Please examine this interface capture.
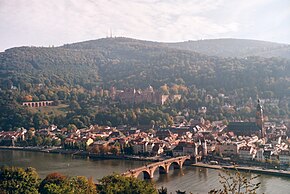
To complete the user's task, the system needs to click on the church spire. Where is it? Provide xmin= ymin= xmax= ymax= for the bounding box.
xmin=256 ymin=99 xmax=265 ymax=137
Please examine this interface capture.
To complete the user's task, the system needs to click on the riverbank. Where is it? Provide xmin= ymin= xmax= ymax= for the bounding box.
xmin=192 ymin=163 xmax=290 ymax=178
xmin=3 ymin=146 xmax=290 ymax=178
xmin=0 ymin=146 xmax=161 ymax=162
xmin=2 ymin=149 xmax=290 ymax=194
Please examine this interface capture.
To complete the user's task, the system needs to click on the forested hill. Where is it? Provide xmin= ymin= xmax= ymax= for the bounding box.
xmin=1 ymin=37 xmax=290 ymax=97
xmin=165 ymin=38 xmax=290 ymax=59
xmin=63 ymin=37 xmax=290 ymax=59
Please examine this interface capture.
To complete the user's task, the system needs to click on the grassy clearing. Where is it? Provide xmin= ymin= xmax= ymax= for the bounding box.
xmin=28 ymin=104 xmax=69 ymax=116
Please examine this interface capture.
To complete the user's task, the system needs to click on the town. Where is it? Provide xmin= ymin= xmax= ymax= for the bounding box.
xmin=1 ymin=91 xmax=290 ymax=171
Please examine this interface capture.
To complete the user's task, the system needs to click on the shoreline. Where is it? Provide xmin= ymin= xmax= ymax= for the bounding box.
xmin=192 ymin=163 xmax=290 ymax=178
xmin=2 ymin=146 xmax=290 ymax=179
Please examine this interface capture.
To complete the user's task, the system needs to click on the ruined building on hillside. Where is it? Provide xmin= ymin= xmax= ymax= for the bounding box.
xmin=110 ymin=86 xmax=181 ymax=105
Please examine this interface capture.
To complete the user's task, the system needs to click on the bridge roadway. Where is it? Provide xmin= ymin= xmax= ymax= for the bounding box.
xmin=122 ymin=155 xmax=191 ymax=179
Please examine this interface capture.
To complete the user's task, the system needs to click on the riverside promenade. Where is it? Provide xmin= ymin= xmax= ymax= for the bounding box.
xmin=0 ymin=146 xmax=162 ymax=162
xmin=193 ymin=163 xmax=290 ymax=178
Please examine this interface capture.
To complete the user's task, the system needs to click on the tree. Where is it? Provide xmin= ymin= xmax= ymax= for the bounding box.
xmin=110 ymin=146 xmax=120 ymax=155
xmin=32 ymin=135 xmax=43 ymax=146
xmin=0 ymin=166 xmax=39 ymax=194
xmin=69 ymin=176 xmax=97 ymax=194
xmin=51 ymin=138 xmax=61 ymax=146
xmin=43 ymin=137 xmax=52 ymax=146
xmin=39 ymin=172 xmax=70 ymax=194
xmin=67 ymin=124 xmax=77 ymax=132
xmin=26 ymin=128 xmax=34 ymax=141
xmin=209 ymin=169 xmax=261 ymax=194
xmin=160 ymin=84 xmax=169 ymax=95
xmin=24 ymin=95 xmax=33 ymax=102
xmin=99 ymin=146 xmax=109 ymax=155
xmin=69 ymin=100 xmax=81 ymax=111
xmin=39 ymin=94 xmax=47 ymax=101
xmin=97 ymin=174 xmax=157 ymax=194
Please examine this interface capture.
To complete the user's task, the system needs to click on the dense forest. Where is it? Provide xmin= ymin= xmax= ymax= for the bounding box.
xmin=1 ymin=37 xmax=290 ymax=93
xmin=165 ymin=38 xmax=290 ymax=59
xmin=0 ymin=37 xmax=289 ymax=130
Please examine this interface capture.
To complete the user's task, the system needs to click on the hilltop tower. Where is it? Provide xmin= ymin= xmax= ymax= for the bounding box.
xmin=256 ymin=99 xmax=265 ymax=137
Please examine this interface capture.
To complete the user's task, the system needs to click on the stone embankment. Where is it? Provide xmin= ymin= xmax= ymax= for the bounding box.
xmin=193 ymin=163 xmax=290 ymax=178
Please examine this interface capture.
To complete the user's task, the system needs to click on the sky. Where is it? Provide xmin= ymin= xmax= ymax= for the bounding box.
xmin=0 ymin=0 xmax=290 ymax=51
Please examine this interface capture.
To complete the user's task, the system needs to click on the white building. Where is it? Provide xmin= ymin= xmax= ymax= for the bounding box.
xmin=255 ymin=148 xmax=265 ymax=162
xmin=279 ymin=150 xmax=290 ymax=164
xmin=239 ymin=146 xmax=255 ymax=160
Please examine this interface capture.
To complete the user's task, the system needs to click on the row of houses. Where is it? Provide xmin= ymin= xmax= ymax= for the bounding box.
xmin=0 ymin=129 xmax=26 ymax=146
xmin=1 ymin=113 xmax=289 ymax=166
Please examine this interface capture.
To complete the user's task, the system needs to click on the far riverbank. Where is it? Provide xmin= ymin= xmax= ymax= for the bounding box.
xmin=2 ymin=149 xmax=290 ymax=193
xmin=193 ymin=163 xmax=290 ymax=178
xmin=3 ymin=146 xmax=290 ymax=179
xmin=0 ymin=146 xmax=161 ymax=162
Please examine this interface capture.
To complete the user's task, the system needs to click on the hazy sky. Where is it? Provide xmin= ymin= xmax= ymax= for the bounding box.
xmin=0 ymin=0 xmax=289 ymax=51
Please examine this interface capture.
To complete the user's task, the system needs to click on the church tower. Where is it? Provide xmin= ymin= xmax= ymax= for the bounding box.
xmin=256 ymin=99 xmax=265 ymax=137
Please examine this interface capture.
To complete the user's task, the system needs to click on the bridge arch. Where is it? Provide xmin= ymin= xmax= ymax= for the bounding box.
xmin=158 ymin=165 xmax=167 ymax=174
xmin=183 ymin=158 xmax=192 ymax=165
xmin=149 ymin=164 xmax=168 ymax=176
xmin=169 ymin=161 xmax=181 ymax=169
xmin=137 ymin=170 xmax=151 ymax=179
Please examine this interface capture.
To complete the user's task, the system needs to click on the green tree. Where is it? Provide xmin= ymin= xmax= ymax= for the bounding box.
xmin=43 ymin=137 xmax=52 ymax=146
xmin=32 ymin=135 xmax=43 ymax=146
xmin=0 ymin=166 xmax=39 ymax=194
xmin=51 ymin=138 xmax=61 ymax=146
xmin=98 ymin=174 xmax=157 ymax=194
xmin=69 ymin=100 xmax=81 ymax=111
xmin=39 ymin=94 xmax=47 ymax=101
xmin=67 ymin=124 xmax=77 ymax=132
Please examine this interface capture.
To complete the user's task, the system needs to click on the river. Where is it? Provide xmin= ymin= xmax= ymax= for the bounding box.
xmin=1 ymin=150 xmax=290 ymax=193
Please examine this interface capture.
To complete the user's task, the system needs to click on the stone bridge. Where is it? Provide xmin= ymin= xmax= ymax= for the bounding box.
xmin=122 ymin=155 xmax=191 ymax=179
xmin=22 ymin=101 xmax=53 ymax=107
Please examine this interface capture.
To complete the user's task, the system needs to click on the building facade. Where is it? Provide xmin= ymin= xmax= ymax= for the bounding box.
xmin=111 ymin=86 xmax=181 ymax=105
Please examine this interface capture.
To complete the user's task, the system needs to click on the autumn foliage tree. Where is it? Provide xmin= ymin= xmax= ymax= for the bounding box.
xmin=38 ymin=172 xmax=69 ymax=194
xmin=97 ymin=174 xmax=157 ymax=194
xmin=38 ymin=172 xmax=96 ymax=194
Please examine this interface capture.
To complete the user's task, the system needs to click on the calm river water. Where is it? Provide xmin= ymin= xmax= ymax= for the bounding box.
xmin=0 ymin=150 xmax=290 ymax=194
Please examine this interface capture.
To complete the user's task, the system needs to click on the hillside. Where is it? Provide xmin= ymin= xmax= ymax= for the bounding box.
xmin=0 ymin=46 xmax=103 ymax=88
xmin=1 ymin=37 xmax=290 ymax=130
xmin=165 ymin=38 xmax=290 ymax=59
xmin=0 ymin=37 xmax=290 ymax=96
